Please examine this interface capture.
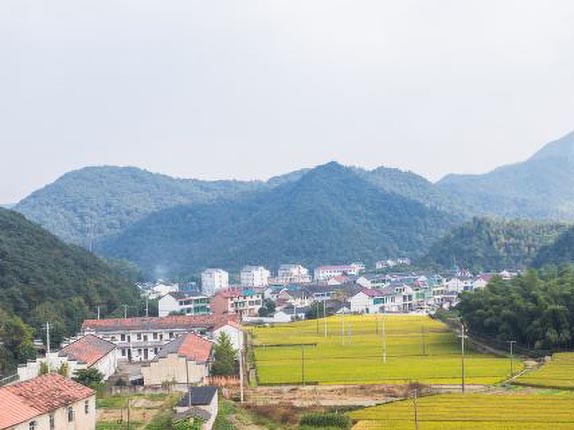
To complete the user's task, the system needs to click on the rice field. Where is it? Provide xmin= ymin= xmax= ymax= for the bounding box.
xmin=348 ymin=392 xmax=574 ymax=430
xmin=516 ymin=352 xmax=574 ymax=389
xmin=249 ymin=315 xmax=518 ymax=385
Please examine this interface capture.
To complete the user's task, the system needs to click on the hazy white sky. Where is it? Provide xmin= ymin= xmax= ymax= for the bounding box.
xmin=1 ymin=0 xmax=574 ymax=202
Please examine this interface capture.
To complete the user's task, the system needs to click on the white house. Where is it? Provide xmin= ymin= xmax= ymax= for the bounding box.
xmin=18 ymin=335 xmax=118 ymax=382
xmin=350 ymin=289 xmax=385 ymax=314
xmin=240 ymin=266 xmax=271 ymax=287
xmin=0 ymin=373 xmax=96 ymax=430
xmin=158 ymin=292 xmax=211 ymax=317
xmin=314 ymin=264 xmax=361 ymax=281
xmin=141 ymin=333 xmax=212 ymax=386
xmin=277 ymin=264 xmax=312 ymax=284
xmin=174 ymin=387 xmax=218 ymax=430
xmin=201 ymin=269 xmax=229 ymax=297
xmin=212 ymin=321 xmax=243 ymax=351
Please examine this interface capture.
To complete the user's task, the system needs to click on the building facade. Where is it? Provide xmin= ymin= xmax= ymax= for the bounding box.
xmin=277 ymin=264 xmax=311 ymax=284
xmin=201 ymin=269 xmax=229 ymax=297
xmin=210 ymin=289 xmax=263 ymax=317
xmin=240 ymin=266 xmax=271 ymax=287
xmin=0 ymin=373 xmax=96 ymax=430
xmin=313 ymin=265 xmax=361 ymax=281
xmin=158 ymin=292 xmax=211 ymax=317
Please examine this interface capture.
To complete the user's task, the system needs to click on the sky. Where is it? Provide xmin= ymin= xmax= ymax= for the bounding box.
xmin=1 ymin=1 xmax=574 ymax=203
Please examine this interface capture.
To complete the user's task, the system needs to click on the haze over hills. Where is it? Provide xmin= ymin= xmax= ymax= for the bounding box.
xmin=12 ymin=131 xmax=574 ymax=276
xmin=99 ymin=162 xmax=459 ymax=277
xmin=438 ymin=131 xmax=574 ymax=219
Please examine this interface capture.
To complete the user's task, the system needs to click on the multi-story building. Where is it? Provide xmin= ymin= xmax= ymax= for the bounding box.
xmin=201 ymin=269 xmax=229 ymax=296
xmin=158 ymin=292 xmax=211 ymax=317
xmin=81 ymin=314 xmax=237 ymax=362
xmin=240 ymin=266 xmax=271 ymax=287
xmin=277 ymin=264 xmax=311 ymax=284
xmin=313 ymin=264 xmax=361 ymax=281
xmin=210 ymin=288 xmax=263 ymax=317
xmin=0 ymin=373 xmax=96 ymax=430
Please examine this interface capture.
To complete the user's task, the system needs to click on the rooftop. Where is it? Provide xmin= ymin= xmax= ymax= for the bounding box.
xmin=0 ymin=374 xmax=94 ymax=429
xmin=177 ymin=386 xmax=218 ymax=408
xmin=59 ymin=334 xmax=116 ymax=366
xmin=154 ymin=333 xmax=213 ymax=363
xmin=81 ymin=314 xmax=236 ymax=333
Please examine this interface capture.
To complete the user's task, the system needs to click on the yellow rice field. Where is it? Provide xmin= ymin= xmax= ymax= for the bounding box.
xmin=249 ymin=315 xmax=518 ymax=385
xmin=516 ymin=352 xmax=574 ymax=389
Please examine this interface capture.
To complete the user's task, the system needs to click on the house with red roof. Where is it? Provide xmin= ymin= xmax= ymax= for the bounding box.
xmin=141 ymin=333 xmax=213 ymax=386
xmin=0 ymin=373 xmax=96 ymax=430
xmin=17 ymin=335 xmax=118 ymax=383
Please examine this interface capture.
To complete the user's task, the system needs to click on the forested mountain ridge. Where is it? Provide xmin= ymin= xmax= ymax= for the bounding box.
xmin=99 ymin=162 xmax=460 ymax=277
xmin=438 ymin=131 xmax=574 ymax=219
xmin=421 ymin=218 xmax=569 ymax=271
xmin=15 ymin=166 xmax=268 ymax=245
xmin=0 ymin=207 xmax=139 ymax=374
xmin=533 ymin=226 xmax=574 ymax=268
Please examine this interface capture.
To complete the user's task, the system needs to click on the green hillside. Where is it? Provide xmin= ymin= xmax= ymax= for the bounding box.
xmin=438 ymin=131 xmax=574 ymax=219
xmin=422 ymin=218 xmax=569 ymax=271
xmin=0 ymin=208 xmax=138 ymax=374
xmin=100 ymin=162 xmax=460 ymax=276
xmin=533 ymin=226 xmax=574 ymax=267
xmin=14 ymin=166 xmax=266 ymax=245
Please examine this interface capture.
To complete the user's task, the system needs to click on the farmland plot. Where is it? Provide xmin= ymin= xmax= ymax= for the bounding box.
xmin=250 ymin=315 xmax=516 ymax=385
xmin=516 ymin=352 xmax=574 ymax=389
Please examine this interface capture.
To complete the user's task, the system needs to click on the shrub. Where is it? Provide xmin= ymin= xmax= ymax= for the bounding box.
xmin=300 ymin=413 xmax=351 ymax=429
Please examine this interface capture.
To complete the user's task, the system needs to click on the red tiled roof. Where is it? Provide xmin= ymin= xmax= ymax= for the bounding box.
xmin=81 ymin=314 xmax=234 ymax=333
xmin=359 ymin=288 xmax=383 ymax=298
xmin=155 ymin=333 xmax=213 ymax=363
xmin=59 ymin=334 xmax=116 ymax=367
xmin=0 ymin=374 xmax=94 ymax=429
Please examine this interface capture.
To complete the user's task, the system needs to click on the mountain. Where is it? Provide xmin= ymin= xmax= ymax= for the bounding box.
xmin=15 ymin=166 xmax=268 ymax=245
xmin=421 ymin=217 xmax=569 ymax=271
xmin=532 ymin=225 xmax=574 ymax=267
xmin=438 ymin=132 xmax=574 ymax=219
xmin=99 ymin=162 xmax=460 ymax=277
xmin=0 ymin=207 xmax=138 ymax=373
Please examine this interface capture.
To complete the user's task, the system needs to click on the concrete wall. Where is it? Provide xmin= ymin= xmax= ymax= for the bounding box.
xmin=11 ymin=395 xmax=96 ymax=430
xmin=141 ymin=354 xmax=209 ymax=386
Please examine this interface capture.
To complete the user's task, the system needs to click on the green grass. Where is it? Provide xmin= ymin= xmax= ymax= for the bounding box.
xmin=348 ymin=392 xmax=574 ymax=429
xmin=97 ymin=423 xmax=142 ymax=430
xmin=250 ymin=315 xmax=518 ymax=385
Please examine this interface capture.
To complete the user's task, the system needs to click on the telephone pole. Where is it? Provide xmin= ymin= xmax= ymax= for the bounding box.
xmin=413 ymin=388 xmax=419 ymax=430
xmin=145 ymin=297 xmax=149 ymax=318
xmin=323 ymin=301 xmax=328 ymax=337
xmin=238 ymin=321 xmax=244 ymax=403
xmin=96 ymin=306 xmax=101 ymax=320
xmin=459 ymin=322 xmax=467 ymax=393
xmin=507 ymin=340 xmax=517 ymax=378
xmin=382 ymin=311 xmax=387 ymax=363
xmin=123 ymin=304 xmax=128 ymax=319
xmin=45 ymin=322 xmax=51 ymax=354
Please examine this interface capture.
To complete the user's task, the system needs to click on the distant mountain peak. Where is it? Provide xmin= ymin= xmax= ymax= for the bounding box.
xmin=529 ymin=131 xmax=574 ymax=162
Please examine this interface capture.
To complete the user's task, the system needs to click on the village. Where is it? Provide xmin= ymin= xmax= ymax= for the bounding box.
xmin=0 ymin=260 xmax=520 ymax=430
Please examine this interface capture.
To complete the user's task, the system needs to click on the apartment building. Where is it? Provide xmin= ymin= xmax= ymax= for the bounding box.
xmin=240 ymin=266 xmax=270 ymax=287
xmin=201 ymin=269 xmax=229 ymax=297
xmin=158 ymin=292 xmax=211 ymax=317
xmin=277 ymin=264 xmax=311 ymax=284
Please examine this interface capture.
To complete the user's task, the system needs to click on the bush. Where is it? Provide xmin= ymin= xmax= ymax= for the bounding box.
xmin=300 ymin=413 xmax=351 ymax=429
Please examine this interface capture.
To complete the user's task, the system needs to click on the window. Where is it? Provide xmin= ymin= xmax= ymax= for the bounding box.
xmin=68 ymin=407 xmax=75 ymax=422
xmin=85 ymin=400 xmax=90 ymax=414
xmin=121 ymin=349 xmax=126 ymax=357
xmin=49 ymin=414 xmax=55 ymax=430
xmin=152 ymin=333 xmax=158 ymax=340
xmin=121 ymin=334 xmax=126 ymax=341
xmin=29 ymin=421 xmax=37 ymax=430
xmin=137 ymin=333 xmax=142 ymax=340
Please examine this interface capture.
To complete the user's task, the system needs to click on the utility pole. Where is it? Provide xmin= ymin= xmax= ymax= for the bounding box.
xmin=238 ymin=321 xmax=244 ymax=403
xmin=348 ymin=321 xmax=352 ymax=345
xmin=126 ymin=398 xmax=130 ymax=430
xmin=301 ymin=345 xmax=305 ymax=386
xmin=323 ymin=301 xmax=328 ymax=338
xmin=382 ymin=311 xmax=387 ymax=364
xmin=507 ymin=340 xmax=517 ymax=378
xmin=45 ymin=322 xmax=50 ymax=354
xmin=413 ymin=389 xmax=420 ymax=430
xmin=145 ymin=297 xmax=149 ymax=318
xmin=459 ymin=322 xmax=467 ymax=394
xmin=123 ymin=304 xmax=128 ymax=319
xmin=341 ymin=311 xmax=345 ymax=346
xmin=421 ymin=325 xmax=426 ymax=356
xmin=96 ymin=306 xmax=101 ymax=320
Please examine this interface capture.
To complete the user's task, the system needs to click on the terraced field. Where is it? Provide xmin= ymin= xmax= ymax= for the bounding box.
xmin=250 ymin=315 xmax=517 ymax=385
xmin=348 ymin=392 xmax=574 ymax=430
xmin=516 ymin=352 xmax=574 ymax=389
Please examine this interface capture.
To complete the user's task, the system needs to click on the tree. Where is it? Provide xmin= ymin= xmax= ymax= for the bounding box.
xmin=38 ymin=361 xmax=50 ymax=376
xmin=73 ymin=368 xmax=104 ymax=389
xmin=58 ymin=362 xmax=69 ymax=377
xmin=211 ymin=332 xmax=238 ymax=376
